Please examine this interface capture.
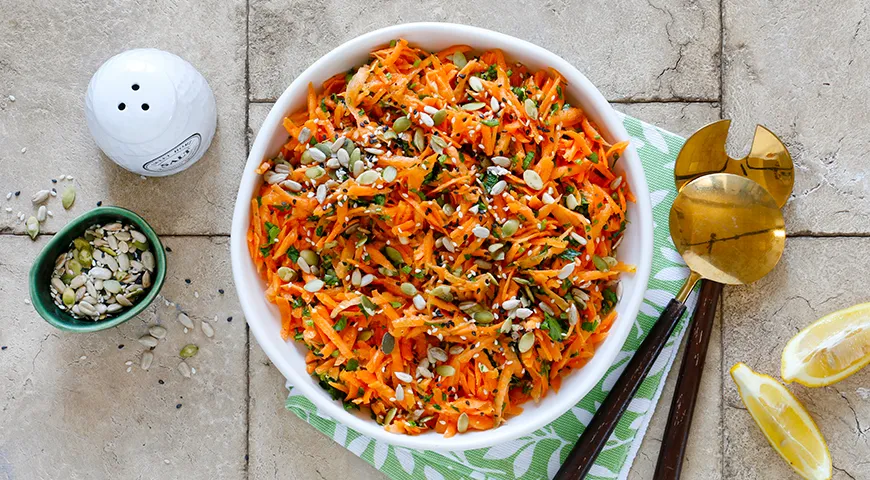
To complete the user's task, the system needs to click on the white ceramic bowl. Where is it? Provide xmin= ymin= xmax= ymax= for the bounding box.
xmin=231 ymin=22 xmax=653 ymax=452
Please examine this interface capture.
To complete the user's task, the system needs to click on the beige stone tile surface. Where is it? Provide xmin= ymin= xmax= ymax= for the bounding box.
xmin=723 ymin=0 xmax=870 ymax=234
xmin=723 ymin=237 xmax=870 ymax=480
xmin=0 ymin=0 xmax=247 ymax=236
xmin=616 ymin=102 xmax=721 ymax=138
xmin=248 ymin=0 xmax=720 ymax=103
xmin=0 ymin=236 xmax=247 ymax=479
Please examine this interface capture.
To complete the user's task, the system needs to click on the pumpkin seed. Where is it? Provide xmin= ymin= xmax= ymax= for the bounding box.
xmin=384 ymin=246 xmax=403 ymax=265
xmin=400 ymin=282 xmax=417 ymax=296
xmin=468 ymin=76 xmax=483 ymax=92
xmin=305 ymin=166 xmax=325 ymax=179
xmin=523 ymin=170 xmax=544 ymax=190
xmin=499 ymin=318 xmax=513 ymax=333
xmin=462 ymin=102 xmax=485 ymax=111
xmin=381 ymin=332 xmax=395 ymax=354
xmin=180 ymin=344 xmax=199 ymax=358
xmin=25 ymin=216 xmax=38 ymax=239
xmin=428 ymin=347 xmax=448 ymax=363
xmin=435 ymin=365 xmax=455 ymax=377
xmin=430 ymin=285 xmax=453 ymax=302
xmin=452 ymin=51 xmax=467 ymax=69
xmin=350 ymin=147 xmax=361 ymax=164
xmin=314 ymin=143 xmax=332 ymax=157
xmin=393 ymin=116 xmax=411 ymax=133
xmin=360 ymin=295 xmax=377 ymax=316
xmin=138 ymin=335 xmax=159 ymax=348
xmin=382 ymin=166 xmax=397 ymax=182
xmin=304 ymin=279 xmax=324 ymax=292
xmin=592 ymin=255 xmax=609 ymax=271
xmin=473 ymin=310 xmax=495 ymax=323
xmin=356 ymin=170 xmax=380 ymax=185
xmin=384 ymin=407 xmax=398 ymax=425
xmin=501 ymin=219 xmax=520 ymax=237
xmin=177 ymin=312 xmax=194 ymax=329
xmin=413 ymin=129 xmax=425 ymax=151
xmin=457 ymin=412 xmax=469 ymax=433
xmin=519 ymin=332 xmax=535 ymax=353
xmin=432 ymin=109 xmax=448 ymax=125
xmin=277 ymin=266 xmax=296 ymax=282
xmin=524 ymin=98 xmax=538 ymax=120
xmin=358 ymin=329 xmax=373 ymax=342
xmin=603 ymin=256 xmax=618 ymax=268
xmin=300 ymin=150 xmax=314 ymax=165
xmin=383 ymin=129 xmax=397 ymax=141
xmin=299 ymin=249 xmax=319 ymax=266
xmin=62 ymin=287 xmax=75 ymax=306
xmin=32 ymin=189 xmax=50 ymax=204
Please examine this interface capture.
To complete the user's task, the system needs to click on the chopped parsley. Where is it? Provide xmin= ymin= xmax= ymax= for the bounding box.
xmin=287 ymin=246 xmax=300 ymax=263
xmin=345 ymin=358 xmax=359 ymax=371
xmin=264 ymin=222 xmax=280 ymax=244
xmin=557 ymin=249 xmax=582 ymax=261
xmin=333 ymin=316 xmax=348 ymax=331
xmin=522 ymin=151 xmax=535 ymax=169
xmin=481 ymin=118 xmax=499 ymax=127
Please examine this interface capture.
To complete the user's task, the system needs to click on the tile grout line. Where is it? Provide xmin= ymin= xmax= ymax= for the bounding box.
xmin=244 ymin=0 xmax=252 ymax=476
xmin=719 ymin=0 xmax=725 ymax=119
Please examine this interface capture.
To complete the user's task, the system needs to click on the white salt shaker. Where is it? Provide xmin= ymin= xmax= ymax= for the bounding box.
xmin=85 ymin=48 xmax=217 ymax=176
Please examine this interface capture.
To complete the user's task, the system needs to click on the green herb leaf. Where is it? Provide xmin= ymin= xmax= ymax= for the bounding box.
xmin=557 ymin=249 xmax=582 ymax=261
xmin=482 ymin=171 xmax=499 ymax=192
xmin=333 ymin=316 xmax=348 ymax=331
xmin=265 ymin=221 xmax=280 ymax=244
xmin=522 ymin=151 xmax=535 ymax=169
xmin=372 ymin=194 xmax=386 ymax=205
xmin=581 ymin=319 xmax=599 ymax=332
xmin=542 ymin=313 xmax=564 ymax=342
xmin=345 ymin=358 xmax=359 ymax=371
xmin=588 ymin=152 xmax=599 ymax=164
xmin=481 ymin=118 xmax=499 ymax=127
xmin=259 ymin=246 xmax=271 ymax=257
xmin=287 ymin=246 xmax=300 ymax=263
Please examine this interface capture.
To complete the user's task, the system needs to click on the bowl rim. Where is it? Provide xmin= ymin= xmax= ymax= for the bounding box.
xmin=29 ymin=206 xmax=167 ymax=333
xmin=231 ymin=22 xmax=653 ymax=451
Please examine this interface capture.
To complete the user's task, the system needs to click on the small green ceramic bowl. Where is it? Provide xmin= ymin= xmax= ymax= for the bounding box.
xmin=29 ymin=206 xmax=167 ymax=333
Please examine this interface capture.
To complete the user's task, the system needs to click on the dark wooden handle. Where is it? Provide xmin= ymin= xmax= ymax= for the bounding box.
xmin=555 ymin=298 xmax=688 ymax=480
xmin=653 ymin=281 xmax=723 ymax=480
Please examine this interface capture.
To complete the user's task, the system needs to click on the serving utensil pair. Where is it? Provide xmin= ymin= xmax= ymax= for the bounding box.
xmin=556 ymin=120 xmax=794 ymax=479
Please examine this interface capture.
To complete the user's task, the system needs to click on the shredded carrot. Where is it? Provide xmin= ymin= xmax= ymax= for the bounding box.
xmin=248 ymin=40 xmax=632 ymax=436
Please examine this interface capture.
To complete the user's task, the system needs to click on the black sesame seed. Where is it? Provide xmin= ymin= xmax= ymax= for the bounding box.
xmin=1 ymin=346 xmax=6 ymax=350
xmin=14 ymin=191 xmax=20 ymax=196
xmin=51 ymin=179 xmax=57 ymax=183
xmin=244 ymin=455 xmax=249 ymax=461
xmin=176 ymin=403 xmax=182 ymax=409
xmin=165 ymin=246 xmax=173 ymax=252
xmin=118 ymin=344 xmax=124 ymax=349
xmin=184 ymin=279 xmax=191 ymax=284
xmin=218 ymin=289 xmax=224 ymax=294
xmin=158 ymin=379 xmax=164 ymax=385
xmin=96 ymin=201 xmax=103 ymax=206
xmin=227 ymin=316 xmax=233 ymax=322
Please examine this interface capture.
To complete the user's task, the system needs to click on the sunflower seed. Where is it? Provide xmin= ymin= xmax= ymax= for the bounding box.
xmin=441 ymin=237 xmax=456 ymax=253
xmin=395 ymin=371 xmax=413 ymax=383
xmin=491 ymin=156 xmax=510 ymax=167
xmin=331 ymin=136 xmax=346 ymax=153
xmin=568 ymin=303 xmax=580 ymax=325
xmin=435 ymin=365 xmax=455 ymax=377
xmin=350 ymin=269 xmax=362 ymax=287
xmin=360 ymin=273 xmax=375 ymax=288
xmin=25 ymin=216 xmax=38 ymax=239
xmin=136 ymin=335 xmax=158 ymax=348
xmin=36 ymin=205 xmax=47 ymax=222
xmin=51 ymin=277 xmax=66 ymax=293
xmin=570 ymin=231 xmax=588 ymax=245
xmin=542 ymin=192 xmax=556 ymax=205
xmin=558 ymin=263 xmax=576 ymax=280
xmin=395 ymin=384 xmax=405 ymax=401
xmin=419 ymin=112 xmax=434 ymax=127
xmin=413 ymin=129 xmax=425 ymax=151
xmin=515 ymin=308 xmax=533 ymax=319
xmin=491 ymin=97 xmax=500 ymax=112
xmin=315 ymin=184 xmax=327 ymax=204
xmin=472 ymin=226 xmax=490 ymax=239
xmin=364 ymin=148 xmax=384 ymax=155
xmin=499 ymin=318 xmax=513 ymax=333
xmin=69 ymin=274 xmax=86 ymax=289
xmin=462 ymin=102 xmax=485 ymax=111
xmin=88 ymin=267 xmax=112 ymax=280
xmin=140 ymin=351 xmax=154 ymax=370
xmin=308 ymin=147 xmax=326 ymax=163
xmin=264 ymin=171 xmax=287 ymax=184
xmin=278 ymin=180 xmax=302 ymax=194
xmin=400 ymin=282 xmax=417 ymax=296
xmin=356 ymin=170 xmax=380 ymax=185
xmin=490 ymin=180 xmax=507 ymax=195
xmin=297 ymin=127 xmax=312 ymax=144
xmin=141 ymin=251 xmax=155 ymax=271
xmin=428 ymin=347 xmax=448 ymax=363
xmin=31 ymin=190 xmax=50 ymax=204
xmin=523 ymin=170 xmax=544 ymax=190
xmin=502 ymin=298 xmax=520 ymax=310
xmin=117 ymin=252 xmax=130 ymax=271
xmin=177 ymin=312 xmax=194 ymax=329
xmin=457 ymin=412 xmax=469 ymax=433
xmin=177 ymin=360 xmax=192 ymax=378
xmin=201 ymin=321 xmax=215 ymax=338
xmin=149 ymin=325 xmax=167 ymax=339
xmin=452 ymin=51 xmax=467 ymax=68
xmin=336 ymin=149 xmax=350 ymax=168
xmin=106 ymin=303 xmax=123 ymax=313
xmin=519 ymin=332 xmax=535 ymax=353
xmin=413 ymin=294 xmax=426 ymax=310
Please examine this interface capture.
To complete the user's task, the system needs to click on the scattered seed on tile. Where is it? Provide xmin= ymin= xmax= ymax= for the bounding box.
xmin=218 ymin=289 xmax=224 ymax=294
xmin=20 ymin=147 xmax=26 ymax=153
xmin=96 ymin=201 xmax=102 ymax=206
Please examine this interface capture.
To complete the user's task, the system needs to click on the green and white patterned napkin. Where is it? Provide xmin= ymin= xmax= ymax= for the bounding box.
xmin=285 ymin=113 xmax=697 ymax=480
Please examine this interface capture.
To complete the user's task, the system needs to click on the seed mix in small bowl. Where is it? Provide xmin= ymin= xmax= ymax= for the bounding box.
xmin=49 ymin=222 xmax=156 ymax=320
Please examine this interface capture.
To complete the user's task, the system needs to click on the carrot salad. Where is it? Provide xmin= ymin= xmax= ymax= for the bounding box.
xmin=248 ymin=40 xmax=633 ymax=436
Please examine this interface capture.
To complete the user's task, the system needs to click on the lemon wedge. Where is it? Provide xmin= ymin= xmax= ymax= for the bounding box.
xmin=781 ymin=302 xmax=870 ymax=387
xmin=730 ymin=363 xmax=831 ymax=480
